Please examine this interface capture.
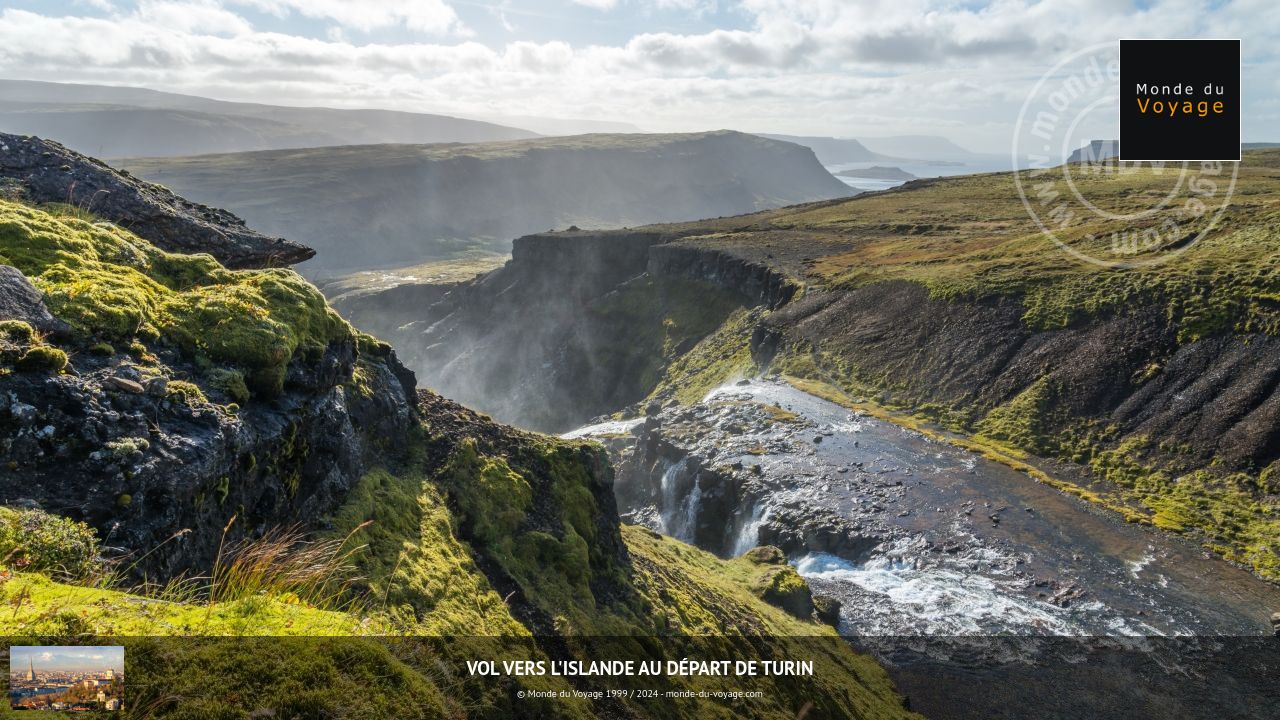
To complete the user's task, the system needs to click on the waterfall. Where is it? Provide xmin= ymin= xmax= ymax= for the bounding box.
xmin=676 ymin=477 xmax=702 ymax=543
xmin=732 ymin=504 xmax=768 ymax=557
xmin=658 ymin=458 xmax=689 ymax=535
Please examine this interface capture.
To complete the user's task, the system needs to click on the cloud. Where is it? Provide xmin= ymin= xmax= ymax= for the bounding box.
xmin=0 ymin=1 xmax=1274 ymax=151
xmin=569 ymin=0 xmax=620 ymax=9
xmin=137 ymin=0 xmax=253 ymax=36
xmin=228 ymin=0 xmax=466 ymax=35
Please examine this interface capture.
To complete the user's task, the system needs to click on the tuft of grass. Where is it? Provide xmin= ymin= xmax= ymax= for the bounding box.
xmin=208 ymin=519 xmax=372 ymax=612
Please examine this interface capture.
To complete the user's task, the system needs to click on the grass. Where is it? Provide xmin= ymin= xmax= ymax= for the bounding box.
xmin=681 ymin=154 xmax=1280 ymax=342
xmin=319 ymin=253 xmax=510 ymax=302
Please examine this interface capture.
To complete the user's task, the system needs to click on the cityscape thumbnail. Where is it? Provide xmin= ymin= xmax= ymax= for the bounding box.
xmin=9 ymin=646 xmax=123 ymax=712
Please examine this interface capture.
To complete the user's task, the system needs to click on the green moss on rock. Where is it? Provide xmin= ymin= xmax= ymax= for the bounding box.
xmin=0 ymin=199 xmax=355 ymax=399
xmin=14 ymin=345 xmax=67 ymax=373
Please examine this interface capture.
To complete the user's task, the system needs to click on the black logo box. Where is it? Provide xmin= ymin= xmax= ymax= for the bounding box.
xmin=1119 ymin=39 xmax=1240 ymax=161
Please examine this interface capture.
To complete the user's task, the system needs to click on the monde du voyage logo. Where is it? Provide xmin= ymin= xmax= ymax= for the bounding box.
xmin=1120 ymin=39 xmax=1241 ymax=162
xmin=1012 ymin=39 xmax=1241 ymax=269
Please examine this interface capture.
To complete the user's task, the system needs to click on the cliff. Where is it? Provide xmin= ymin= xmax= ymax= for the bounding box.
xmin=118 ymin=131 xmax=855 ymax=274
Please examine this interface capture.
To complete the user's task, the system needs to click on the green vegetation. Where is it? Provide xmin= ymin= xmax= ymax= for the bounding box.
xmin=14 ymin=345 xmax=67 ymax=373
xmin=0 ymin=507 xmax=101 ymax=581
xmin=608 ymin=153 xmax=1280 ymax=581
xmin=588 ymin=277 xmax=746 ymax=396
xmin=0 ymin=199 xmax=357 ymax=398
xmin=646 ymin=308 xmax=758 ymax=406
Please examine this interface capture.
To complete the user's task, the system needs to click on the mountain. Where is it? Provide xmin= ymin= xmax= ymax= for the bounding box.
xmin=0 ymin=79 xmax=537 ymax=156
xmin=0 ymin=133 xmax=918 ymax=719
xmin=837 ymin=165 xmax=916 ymax=180
xmin=857 ymin=134 xmax=978 ymax=160
xmin=1068 ymin=139 xmax=1120 ymax=163
xmin=119 ymin=131 xmax=856 ymax=275
xmin=470 ymin=114 xmax=644 ymax=135
xmin=757 ymin=133 xmax=888 ymax=164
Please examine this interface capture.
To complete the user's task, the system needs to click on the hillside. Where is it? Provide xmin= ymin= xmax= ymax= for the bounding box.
xmin=0 ymin=79 xmax=537 ymax=156
xmin=119 ymin=131 xmax=855 ymax=275
xmin=0 ymin=134 xmax=916 ymax=719
xmin=375 ymin=151 xmax=1280 ymax=584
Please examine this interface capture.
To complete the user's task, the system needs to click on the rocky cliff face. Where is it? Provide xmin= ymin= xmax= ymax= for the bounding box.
xmin=375 ymin=155 xmax=1280 ymax=580
xmin=376 ymin=223 xmax=799 ymax=432
xmin=0 ymin=156 xmax=411 ymax=576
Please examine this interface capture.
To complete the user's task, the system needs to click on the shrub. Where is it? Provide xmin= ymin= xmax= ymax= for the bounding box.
xmin=0 ymin=507 xmax=101 ymax=580
xmin=14 ymin=345 xmax=67 ymax=373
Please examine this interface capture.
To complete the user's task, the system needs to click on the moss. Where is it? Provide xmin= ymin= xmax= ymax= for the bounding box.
xmin=104 ymin=436 xmax=150 ymax=459
xmin=207 ymin=367 xmax=250 ymax=404
xmin=115 ymin=493 xmax=132 ymax=508
xmin=647 ymin=308 xmax=758 ymax=406
xmin=0 ymin=199 xmax=356 ymax=400
xmin=166 ymin=379 xmax=208 ymax=405
xmin=0 ymin=507 xmax=101 ymax=580
xmin=356 ymin=331 xmax=393 ymax=358
xmin=13 ymin=345 xmax=67 ymax=373
xmin=0 ymin=319 xmax=35 ymax=344
xmin=88 ymin=341 xmax=115 ymax=356
xmin=974 ymin=377 xmax=1057 ymax=455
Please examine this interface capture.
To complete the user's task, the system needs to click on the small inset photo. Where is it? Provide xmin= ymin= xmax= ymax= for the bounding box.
xmin=8 ymin=646 xmax=123 ymax=712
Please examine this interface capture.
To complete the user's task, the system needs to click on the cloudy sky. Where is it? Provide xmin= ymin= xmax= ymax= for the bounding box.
xmin=0 ymin=0 xmax=1275 ymax=152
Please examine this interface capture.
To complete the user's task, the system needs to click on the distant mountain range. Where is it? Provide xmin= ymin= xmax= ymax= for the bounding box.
xmin=118 ymin=130 xmax=855 ymax=275
xmin=758 ymin=134 xmax=889 ymax=164
xmin=0 ymin=79 xmax=543 ymax=156
xmin=760 ymin=133 xmax=989 ymax=166
xmin=858 ymin=135 xmax=978 ymax=161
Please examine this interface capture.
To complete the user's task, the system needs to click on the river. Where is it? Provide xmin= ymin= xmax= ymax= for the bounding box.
xmin=568 ymin=377 xmax=1280 ymax=718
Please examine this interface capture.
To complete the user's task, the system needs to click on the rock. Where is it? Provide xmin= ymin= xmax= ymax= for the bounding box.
xmin=812 ymin=594 xmax=842 ymax=627
xmin=0 ymin=133 xmax=312 ymax=268
xmin=743 ymin=545 xmax=787 ymax=565
xmin=1271 ymin=612 xmax=1279 ymax=636
xmin=144 ymin=376 xmax=168 ymax=397
xmin=105 ymin=376 xmax=145 ymax=394
xmin=0 ymin=265 xmax=72 ymax=338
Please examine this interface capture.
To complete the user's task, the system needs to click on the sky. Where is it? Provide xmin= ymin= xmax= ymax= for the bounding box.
xmin=0 ymin=0 xmax=1275 ymax=153
xmin=10 ymin=646 xmax=124 ymax=673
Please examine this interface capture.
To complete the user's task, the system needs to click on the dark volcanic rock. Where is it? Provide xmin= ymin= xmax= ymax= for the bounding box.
xmin=0 ymin=133 xmax=313 ymax=268
xmin=0 ymin=334 xmax=419 ymax=579
xmin=0 ymin=265 xmax=70 ymax=337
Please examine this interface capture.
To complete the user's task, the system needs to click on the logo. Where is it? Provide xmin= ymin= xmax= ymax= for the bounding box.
xmin=1011 ymin=42 xmax=1238 ymax=268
